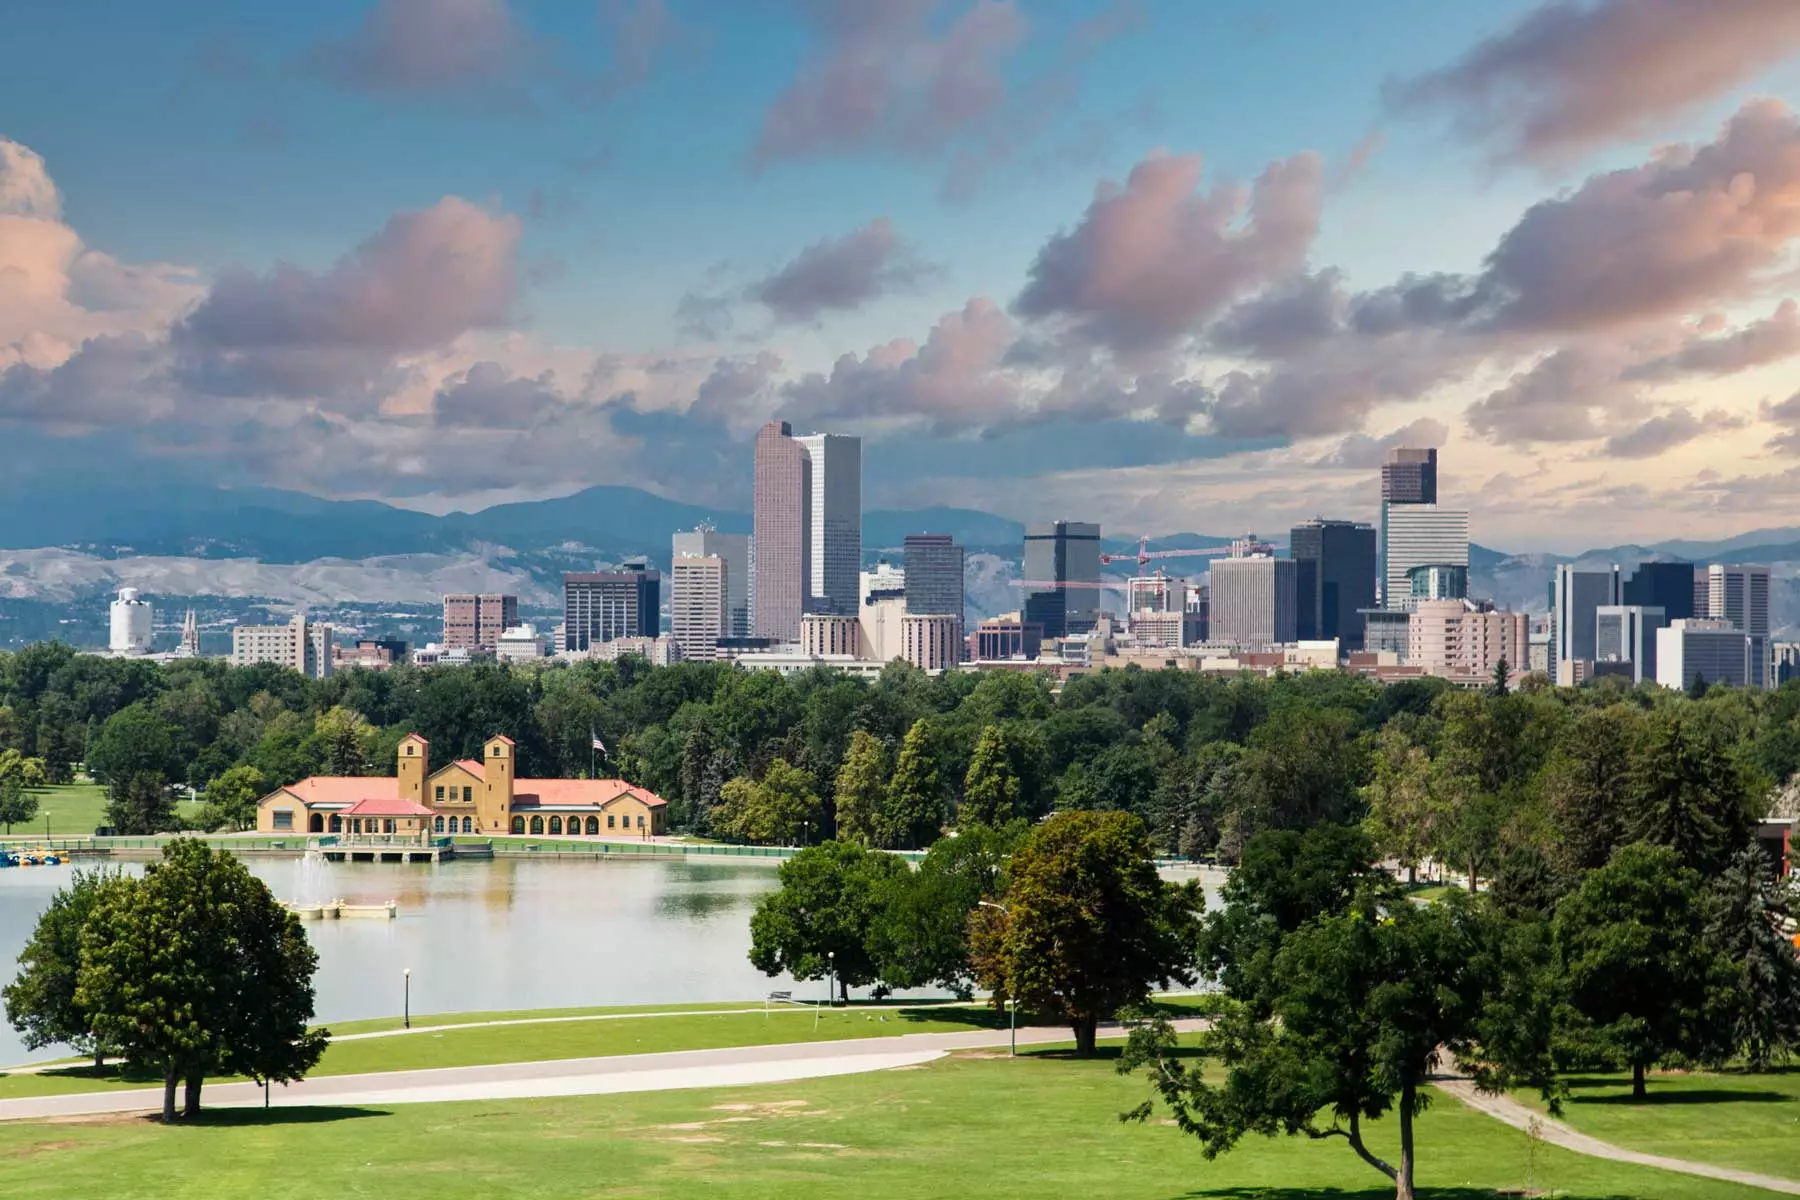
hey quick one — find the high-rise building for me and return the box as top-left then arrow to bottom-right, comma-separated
859,562 -> 907,663
1290,518 -> 1376,649
1595,604 -> 1666,684
800,613 -> 860,657
670,554 -> 728,662
231,613 -> 333,679
1623,561 -> 1697,622
795,432 -> 862,617
109,587 -> 153,655
1407,564 -> 1468,602
1656,619 -> 1754,690
442,593 -> 518,652
901,614 -> 961,671
903,532 -> 965,623
752,420 -> 811,641
1777,642 -> 1800,686
1706,563 -> 1773,688
1407,599 -> 1527,680
563,561 -> 660,652
1382,505 -> 1468,611
1022,521 -> 1101,638
1552,565 -> 1621,666
1209,555 -> 1296,648
673,527 -> 750,637
1378,447 -> 1438,604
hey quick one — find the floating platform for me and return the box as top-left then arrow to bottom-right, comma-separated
315,840 -> 491,864
285,899 -> 398,921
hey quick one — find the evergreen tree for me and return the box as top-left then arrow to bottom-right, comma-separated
105,771 -> 173,835
1489,657 -> 1510,697
833,730 -> 887,846
882,719 -> 945,850
1629,711 -> 1756,876
1540,706 -> 1639,874
1689,673 -> 1710,699
1707,845 -> 1800,1071
962,725 -> 1021,827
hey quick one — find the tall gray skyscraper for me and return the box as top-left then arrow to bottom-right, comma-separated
1707,563 -> 1772,687
1209,555 -> 1297,649
1382,505 -> 1469,610
796,433 -> 862,618
1552,564 -> 1621,665
1378,446 -> 1449,606
752,420 -> 810,641
1289,518 -> 1376,649
1022,521 -> 1101,638
673,527 -> 750,637
903,533 -> 964,617
563,561 -> 660,651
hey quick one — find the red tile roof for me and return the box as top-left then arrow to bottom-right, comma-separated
343,797 -> 435,817
511,778 -> 667,809
489,734 -> 516,745
276,777 -> 400,806
447,759 -> 484,775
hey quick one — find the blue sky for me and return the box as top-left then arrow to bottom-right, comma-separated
4,1 -> 1800,552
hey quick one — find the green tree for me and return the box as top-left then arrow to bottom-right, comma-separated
962,725 -> 1022,827
0,747 -> 44,832
1489,657 -> 1510,697
714,759 -> 823,846
84,702 -> 185,787
973,810 -> 1200,1055
1540,706 -> 1639,874
1361,727 -> 1439,884
3,868 -> 128,1064
881,719 -> 945,850
1628,711 -> 1757,876
77,840 -> 327,1120
105,771 -> 174,835
1553,842 -> 1736,1099
1707,844 -> 1800,1071
871,820 -> 1024,995
748,841 -> 909,1002
195,764 -> 267,832
314,705 -> 374,776
832,730 -> 887,846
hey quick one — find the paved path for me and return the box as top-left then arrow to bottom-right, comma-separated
0,1020 -> 1207,1121
1437,1073 -> 1800,1196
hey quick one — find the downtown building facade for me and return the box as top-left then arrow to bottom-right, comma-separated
751,421 -> 862,640
563,561 -> 660,653
1208,555 -> 1296,649
442,593 -> 518,653
669,553 -> 729,662
903,532 -> 965,659
1290,518 -> 1376,650
1022,521 -> 1101,638
1381,504 -> 1469,613
672,528 -> 750,637
1657,619 -> 1756,690
232,613 -> 334,679
1408,600 -> 1527,682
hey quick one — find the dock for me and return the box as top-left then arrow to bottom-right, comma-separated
315,838 -> 493,864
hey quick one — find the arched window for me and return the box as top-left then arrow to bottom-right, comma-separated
511,816 -> 524,834
585,816 -> 599,835
328,814 -> 341,833
434,816 -> 445,833
548,816 -> 563,835
529,815 -> 544,835
309,813 -> 325,833
462,816 -> 473,833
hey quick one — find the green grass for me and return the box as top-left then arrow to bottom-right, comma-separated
1515,1065 -> 1800,1181
0,1049 -> 1772,1199
12,782 -> 203,839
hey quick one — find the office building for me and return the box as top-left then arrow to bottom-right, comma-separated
1022,521 -> 1101,638
1209,555 -> 1296,649
1595,605 -> 1666,684
903,533 -> 965,649
1361,609 -> 1411,659
1777,642 -> 1800,685
901,614 -> 961,671
495,624 -> 548,662
1290,518 -> 1376,649
670,554 -> 729,662
1408,599 -> 1527,680
971,616 -> 1044,662
1378,447 -> 1438,604
1128,610 -> 1186,649
752,420 -> 811,641
109,587 -> 153,655
231,613 -> 333,679
1382,505 -> 1469,611
1657,619 -> 1754,690
586,635 -> 681,666
1187,584 -> 1209,645
1706,563 -> 1773,687
800,613 -> 860,657
1127,574 -> 1186,615
1552,565 -> 1621,666
563,561 -> 660,652
673,527 -> 750,637
796,432 -> 862,617
442,593 -> 518,653
1623,561 -> 1697,622
1408,563 -> 1468,602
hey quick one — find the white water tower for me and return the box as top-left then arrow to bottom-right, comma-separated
109,587 -> 153,655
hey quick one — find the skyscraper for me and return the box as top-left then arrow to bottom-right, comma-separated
1022,521 -> 1101,638
903,533 -> 965,656
795,432 -> 862,617
1707,563 -> 1772,687
673,527 -> 750,637
752,420 -> 810,641
442,593 -> 518,652
1379,447 -> 1437,604
1552,565 -> 1621,665
1209,555 -> 1296,649
1381,505 -> 1469,610
1622,560 -> 1696,622
563,561 -> 660,652
1289,518 -> 1376,649
670,554 -> 728,662
1595,605 -> 1666,684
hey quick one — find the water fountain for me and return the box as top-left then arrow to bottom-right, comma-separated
289,849 -> 339,920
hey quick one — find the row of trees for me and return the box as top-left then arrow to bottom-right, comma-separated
2,841 -> 327,1120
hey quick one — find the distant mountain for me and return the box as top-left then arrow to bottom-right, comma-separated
864,507 -> 1024,552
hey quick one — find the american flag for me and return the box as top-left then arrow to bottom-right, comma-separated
592,732 -> 607,754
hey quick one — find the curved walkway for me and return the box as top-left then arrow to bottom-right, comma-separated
1438,1073 -> 1800,1196
0,1020 -> 1208,1121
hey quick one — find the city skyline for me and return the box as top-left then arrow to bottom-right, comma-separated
5,3 -> 1800,553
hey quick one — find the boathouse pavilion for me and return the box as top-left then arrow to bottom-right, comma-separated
254,734 -> 669,838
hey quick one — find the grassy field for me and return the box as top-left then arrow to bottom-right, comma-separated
0,1049 -> 1772,1200
1516,1066 -> 1800,1181
12,782 -> 203,838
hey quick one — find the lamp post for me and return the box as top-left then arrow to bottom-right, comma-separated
827,951 -> 836,1008
403,968 -> 411,1030
978,901 -> 1015,1057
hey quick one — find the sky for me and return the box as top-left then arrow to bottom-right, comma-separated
4,0 -> 1800,553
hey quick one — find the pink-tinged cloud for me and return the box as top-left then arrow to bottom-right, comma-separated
754,0 -> 1026,164
1014,151 -> 1324,352
308,0 -> 528,94
0,138 -> 60,219
1600,407 -> 1743,460
1464,344 -> 1646,444
172,196 -> 521,404
1625,299 -> 1800,380
1391,0 -> 1800,165
751,217 -> 932,323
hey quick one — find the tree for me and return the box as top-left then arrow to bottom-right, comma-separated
1628,711 -> 1757,876
0,777 -> 38,833
105,771 -> 173,835
1689,672 -> 1710,700
313,706 -> 374,776
84,703 -> 185,787
833,730 -> 887,846
1553,842 -> 1736,1099
1540,706 -> 1639,874
1120,892 -> 1534,1200
871,820 -> 1024,995
76,839 -> 327,1121
962,725 -> 1022,827
3,868 -> 128,1064
973,811 -> 1201,1054
881,719 -> 945,850
1361,727 -> 1439,884
714,759 -> 823,846
1489,657 -> 1510,697
748,841 -> 909,1002
195,765 -> 267,832
1707,845 -> 1800,1071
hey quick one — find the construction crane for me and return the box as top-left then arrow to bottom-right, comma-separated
1098,533 -> 1273,570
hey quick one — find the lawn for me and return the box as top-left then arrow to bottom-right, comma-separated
1516,1065 -> 1800,1182
0,1049 -> 1772,1200
13,782 -> 203,839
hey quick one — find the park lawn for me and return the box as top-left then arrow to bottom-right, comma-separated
1514,1066 -> 1800,1182
0,1050 -> 1774,1200
17,782 -> 203,839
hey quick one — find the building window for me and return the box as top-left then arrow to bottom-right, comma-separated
462,816 -> 472,833
607,814 -> 615,829
511,816 -> 524,834
272,810 -> 294,831
637,814 -> 645,828
385,819 -> 396,834
529,815 -> 543,834
329,814 -> 341,833
549,816 -> 562,835
585,816 -> 598,835
463,786 -> 472,803
434,816 -> 445,833
435,786 -> 444,802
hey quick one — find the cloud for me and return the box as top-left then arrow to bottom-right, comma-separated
1013,151 -> 1323,352
432,361 -> 566,429
594,0 -> 685,94
170,196 -> 521,405
1313,418 -> 1451,470
692,351 -> 783,425
753,0 -> 1027,165
308,0 -> 530,95
1762,391 -> 1800,455
0,333 -> 169,427
1625,299 -> 1800,380
1599,407 -> 1742,459
0,138 -> 60,219
1208,270 -> 1347,358
1390,0 -> 1800,166
1464,344 -> 1647,444
750,218 -> 933,323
